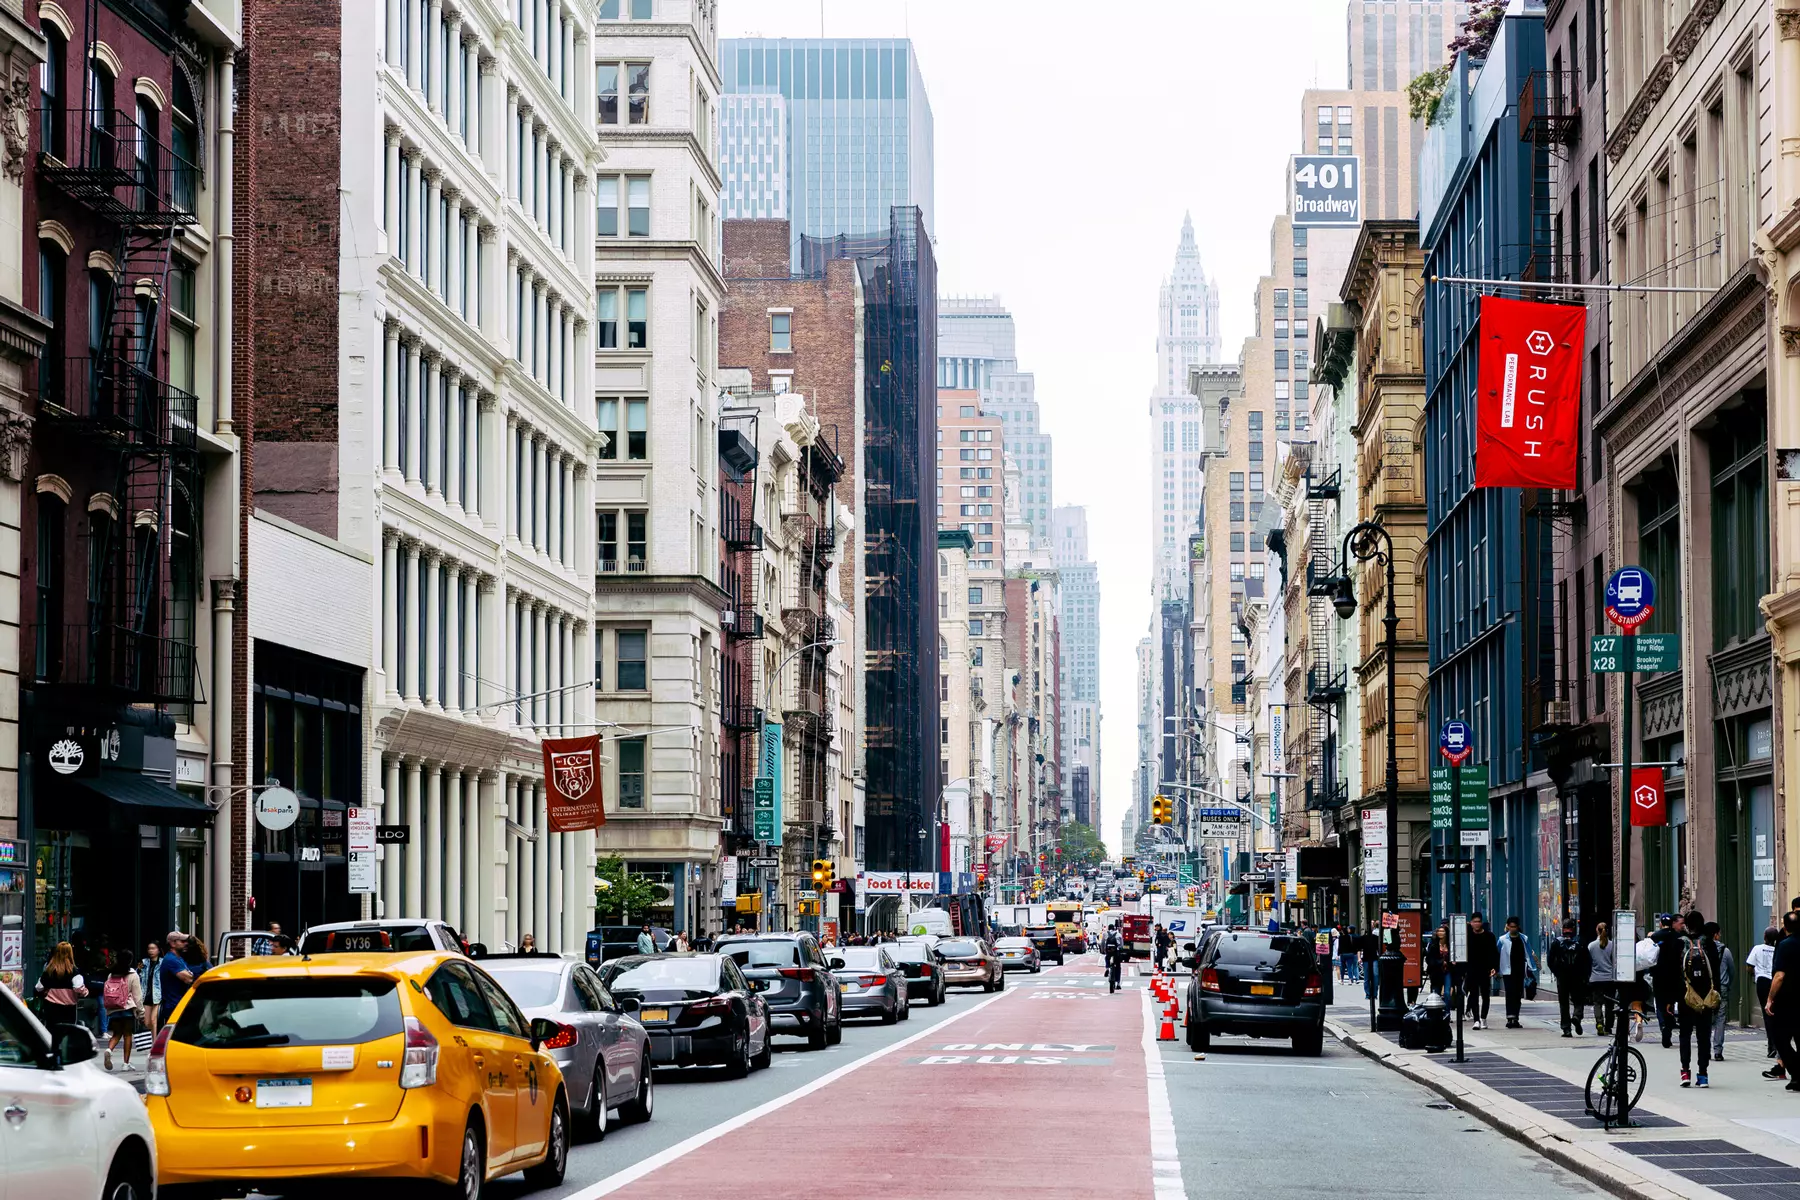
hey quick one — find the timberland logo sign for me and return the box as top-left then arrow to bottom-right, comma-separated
47,738 -> 83,776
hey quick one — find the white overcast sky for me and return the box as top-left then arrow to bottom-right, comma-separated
719,1 -> 1352,853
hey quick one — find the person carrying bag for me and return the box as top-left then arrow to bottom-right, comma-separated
1676,909 -> 1721,1088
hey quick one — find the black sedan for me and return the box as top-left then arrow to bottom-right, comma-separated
598,954 -> 772,1076
1185,930 -> 1325,1056
1023,925 -> 1064,966
828,945 -> 908,1024
887,939 -> 946,1006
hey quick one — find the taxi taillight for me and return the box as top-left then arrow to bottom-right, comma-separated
400,1016 -> 439,1088
145,1026 -> 172,1095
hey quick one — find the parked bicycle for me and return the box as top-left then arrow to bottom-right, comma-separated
1584,1038 -> 1647,1127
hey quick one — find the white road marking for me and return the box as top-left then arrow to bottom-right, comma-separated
562,991 -> 1010,1198
1140,987 -> 1185,1199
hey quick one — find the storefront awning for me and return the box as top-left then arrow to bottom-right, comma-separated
79,770 -> 214,826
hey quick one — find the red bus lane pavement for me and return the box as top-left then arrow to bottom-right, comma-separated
586,959 -> 1162,1199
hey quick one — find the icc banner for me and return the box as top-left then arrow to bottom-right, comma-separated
542,734 -> 604,832
1474,296 -> 1584,489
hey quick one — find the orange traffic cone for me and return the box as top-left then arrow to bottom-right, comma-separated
1158,1012 -> 1176,1041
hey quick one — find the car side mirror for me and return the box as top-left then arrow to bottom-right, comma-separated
529,1017 -> 557,1052
828,955 -> 846,969
616,995 -> 641,1014
52,1023 -> 98,1067
1181,942 -> 1195,953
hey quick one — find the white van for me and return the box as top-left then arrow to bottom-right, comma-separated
903,907 -> 955,938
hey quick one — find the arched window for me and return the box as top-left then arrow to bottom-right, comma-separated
37,241 -> 66,401
133,95 -> 157,209
170,71 -> 197,210
35,495 -> 66,681
87,61 -> 114,166
39,27 -> 66,158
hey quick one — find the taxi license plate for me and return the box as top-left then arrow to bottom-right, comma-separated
1250,984 -> 1275,996
639,1007 -> 669,1023
255,1078 -> 313,1108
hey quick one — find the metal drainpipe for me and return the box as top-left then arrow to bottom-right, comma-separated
209,579 -> 236,940
214,53 -> 234,435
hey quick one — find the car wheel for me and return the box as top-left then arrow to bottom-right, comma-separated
900,995 -> 912,1021
442,1118 -> 484,1200
726,1029 -> 752,1078
751,1025 -> 774,1070
102,1147 -> 153,1200
1189,1022 -> 1210,1052
1295,1027 -> 1325,1057
881,998 -> 899,1024
522,1093 -> 568,1187
807,1009 -> 829,1050
827,1012 -> 843,1045
1031,963 -> 1040,974
577,1064 -> 607,1141
621,1055 -> 654,1122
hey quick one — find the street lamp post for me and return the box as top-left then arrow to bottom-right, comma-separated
1333,520 -> 1404,1032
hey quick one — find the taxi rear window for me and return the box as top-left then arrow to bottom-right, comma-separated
171,977 -> 403,1048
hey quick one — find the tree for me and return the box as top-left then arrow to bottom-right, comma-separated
1406,1 -> 1506,124
1057,822 -> 1108,870
593,856 -> 670,924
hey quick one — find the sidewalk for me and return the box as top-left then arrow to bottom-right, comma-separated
1325,979 -> 1800,1199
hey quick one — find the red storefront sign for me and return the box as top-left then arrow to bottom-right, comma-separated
1474,296 -> 1585,489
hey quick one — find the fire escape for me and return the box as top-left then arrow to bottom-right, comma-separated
781,426 -> 842,850
33,9 -> 200,704
719,422 -> 761,841
1304,469 -> 1346,812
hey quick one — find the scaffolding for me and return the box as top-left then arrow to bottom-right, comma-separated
803,210 -> 937,873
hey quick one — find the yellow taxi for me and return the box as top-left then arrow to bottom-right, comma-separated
147,949 -> 569,1199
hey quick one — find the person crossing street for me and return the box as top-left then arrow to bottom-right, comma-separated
1101,923 -> 1125,993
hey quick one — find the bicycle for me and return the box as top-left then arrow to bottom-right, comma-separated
1584,1038 -> 1647,1127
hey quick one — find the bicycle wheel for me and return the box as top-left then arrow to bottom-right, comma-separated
1585,1045 -> 1648,1123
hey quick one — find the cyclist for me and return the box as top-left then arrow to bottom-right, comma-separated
1102,922 -> 1126,993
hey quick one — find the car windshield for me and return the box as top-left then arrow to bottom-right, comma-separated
483,965 -> 566,1009
938,940 -> 982,958
835,948 -> 888,969
889,943 -> 930,964
720,940 -> 801,969
599,957 -> 719,995
995,938 -> 1032,949
1024,927 -> 1056,939
1210,934 -> 1317,973
171,977 -> 403,1048
299,925 -> 437,953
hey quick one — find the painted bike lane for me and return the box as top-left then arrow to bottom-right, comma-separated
594,960 -> 1155,1199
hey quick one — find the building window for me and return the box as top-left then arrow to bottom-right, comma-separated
168,261 -> 196,396
1230,562 -> 1245,581
968,587 -> 983,605
598,398 -> 647,460
34,494 -> 64,680
36,242 -> 65,401
626,511 -> 647,567
616,629 -> 648,689
596,285 -> 648,349
39,26 -> 64,159
617,737 -> 646,808
1635,469 -> 1681,639
969,618 -> 983,636
627,176 -> 649,236
1710,396 -> 1768,650
597,63 -> 648,124
598,512 -> 617,568
769,311 -> 791,352
1230,532 -> 1244,552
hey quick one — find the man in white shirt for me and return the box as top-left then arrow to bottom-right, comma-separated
1748,926 -> 1780,1068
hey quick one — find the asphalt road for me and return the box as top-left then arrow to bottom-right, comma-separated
490,966 -> 1025,1200
1159,1023 -> 1603,1196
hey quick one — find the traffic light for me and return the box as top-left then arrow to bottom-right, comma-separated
810,859 -> 834,889
1151,795 -> 1171,825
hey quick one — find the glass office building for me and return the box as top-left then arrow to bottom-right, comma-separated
721,39 -> 935,266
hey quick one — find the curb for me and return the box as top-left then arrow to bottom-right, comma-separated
1324,1017 -> 1715,1200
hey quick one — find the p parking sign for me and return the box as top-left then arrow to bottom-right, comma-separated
1290,155 -> 1360,227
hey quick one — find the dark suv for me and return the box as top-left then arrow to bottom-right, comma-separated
585,925 -> 672,965
717,932 -> 843,1050
1185,929 -> 1325,1055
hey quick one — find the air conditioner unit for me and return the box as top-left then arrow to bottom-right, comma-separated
1544,700 -> 1572,726
721,608 -> 736,628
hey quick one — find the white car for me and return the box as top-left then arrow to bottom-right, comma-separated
0,983 -> 155,1200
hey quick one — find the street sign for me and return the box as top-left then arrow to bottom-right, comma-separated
753,777 -> 776,841
255,787 -> 300,831
1361,807 -> 1388,895
1605,566 -> 1655,631
1439,720 -> 1472,767
348,852 -> 377,893
1290,154 -> 1361,227
375,824 -> 410,844
1197,808 -> 1240,819
1240,871 -> 1273,882
1591,632 -> 1679,673
749,856 -> 779,868
347,807 -> 376,854
1429,765 -> 1490,833
1198,821 -> 1241,840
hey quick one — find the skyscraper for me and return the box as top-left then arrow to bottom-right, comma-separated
1054,506 -> 1102,828
938,297 -> 1053,543
1149,215 -> 1222,598
720,39 -> 935,264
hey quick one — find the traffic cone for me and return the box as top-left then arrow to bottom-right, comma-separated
1158,1011 -> 1176,1041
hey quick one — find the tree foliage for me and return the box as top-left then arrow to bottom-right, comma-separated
593,856 -> 670,923
1057,822 -> 1108,870
1406,1 -> 1506,125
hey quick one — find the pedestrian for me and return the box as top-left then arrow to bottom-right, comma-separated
1360,925 -> 1381,1001
1704,922 -> 1735,1061
1496,916 -> 1536,1029
157,931 -> 201,1027
100,952 -> 142,1071
519,933 -> 537,953
1587,921 -> 1617,1037
1653,914 -> 1689,1047
138,941 -> 163,1033
1749,927 -> 1781,1070
1340,924 -> 1359,983
1425,923 -> 1450,998
1153,923 -> 1172,972
1548,918 -> 1588,1036
1329,923 -> 1341,975
252,922 -> 284,957
1671,910 -> 1720,1087
1632,924 -> 1660,1042
1464,912 -> 1498,1029
636,924 -> 657,955
1765,912 -> 1800,1090
33,940 -> 86,1027
672,930 -> 691,952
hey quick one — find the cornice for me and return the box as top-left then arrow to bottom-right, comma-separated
1606,0 -> 1725,164
595,126 -> 723,194
592,24 -> 724,93
593,239 -> 726,298
378,261 -> 509,381
593,571 -> 730,608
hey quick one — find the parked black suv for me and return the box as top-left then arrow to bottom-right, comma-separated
1185,929 -> 1325,1055
717,932 -> 843,1049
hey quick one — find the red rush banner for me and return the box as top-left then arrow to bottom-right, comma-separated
542,734 -> 604,832
1474,296 -> 1585,489
1629,767 -> 1667,828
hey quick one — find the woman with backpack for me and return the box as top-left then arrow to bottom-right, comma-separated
101,952 -> 143,1071
33,940 -> 87,1027
1676,909 -> 1722,1088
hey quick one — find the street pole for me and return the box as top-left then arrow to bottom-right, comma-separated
1613,630 -> 1636,1125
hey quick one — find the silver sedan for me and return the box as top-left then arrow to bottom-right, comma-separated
482,953 -> 655,1140
829,945 -> 909,1024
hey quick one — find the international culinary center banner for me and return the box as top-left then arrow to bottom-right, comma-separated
1474,296 -> 1585,489
542,734 -> 605,832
